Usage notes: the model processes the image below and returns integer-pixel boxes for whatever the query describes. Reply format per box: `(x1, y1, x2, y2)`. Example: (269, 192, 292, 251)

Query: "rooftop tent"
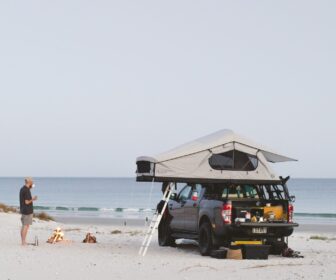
(136, 129, 297, 184)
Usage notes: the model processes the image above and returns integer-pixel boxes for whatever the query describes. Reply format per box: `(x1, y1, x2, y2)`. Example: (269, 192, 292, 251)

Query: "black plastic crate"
(210, 249, 228, 259)
(241, 245, 270, 260)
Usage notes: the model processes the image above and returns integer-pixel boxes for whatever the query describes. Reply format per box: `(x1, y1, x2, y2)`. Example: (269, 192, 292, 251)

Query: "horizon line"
(1, 176, 336, 180)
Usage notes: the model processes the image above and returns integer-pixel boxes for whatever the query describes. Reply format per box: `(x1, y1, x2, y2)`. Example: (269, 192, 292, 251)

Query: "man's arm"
(24, 190, 37, 205)
(25, 198, 36, 205)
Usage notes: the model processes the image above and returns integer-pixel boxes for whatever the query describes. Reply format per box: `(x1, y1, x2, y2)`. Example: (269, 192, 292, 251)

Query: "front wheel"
(199, 222, 214, 256)
(158, 219, 176, 247)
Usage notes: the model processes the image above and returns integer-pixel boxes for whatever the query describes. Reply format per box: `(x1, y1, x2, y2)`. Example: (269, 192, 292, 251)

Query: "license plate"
(252, 227, 267, 234)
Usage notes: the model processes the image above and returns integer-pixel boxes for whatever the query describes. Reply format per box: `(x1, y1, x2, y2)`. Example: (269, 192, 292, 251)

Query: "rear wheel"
(199, 222, 214, 256)
(158, 219, 176, 247)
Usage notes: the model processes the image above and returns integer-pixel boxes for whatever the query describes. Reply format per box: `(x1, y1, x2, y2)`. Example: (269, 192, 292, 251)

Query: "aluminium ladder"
(138, 183, 174, 257)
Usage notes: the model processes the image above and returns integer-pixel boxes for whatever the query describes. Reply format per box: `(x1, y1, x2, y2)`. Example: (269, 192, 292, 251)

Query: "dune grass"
(310, 235, 328, 241)
(64, 228, 81, 232)
(111, 230, 122, 234)
(310, 235, 336, 241)
(1, 202, 54, 221)
(0, 203, 18, 213)
(33, 212, 55, 221)
(127, 230, 142, 236)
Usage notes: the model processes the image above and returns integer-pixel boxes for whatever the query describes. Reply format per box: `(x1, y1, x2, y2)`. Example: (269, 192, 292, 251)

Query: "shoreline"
(54, 216, 336, 233)
(55, 216, 149, 227)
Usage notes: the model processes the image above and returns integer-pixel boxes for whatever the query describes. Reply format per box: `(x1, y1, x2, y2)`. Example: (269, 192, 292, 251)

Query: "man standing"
(19, 177, 37, 246)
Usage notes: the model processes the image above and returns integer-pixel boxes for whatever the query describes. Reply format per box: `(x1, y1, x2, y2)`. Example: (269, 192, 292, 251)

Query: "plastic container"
(210, 249, 228, 259)
(264, 205, 284, 220)
(227, 246, 243, 260)
(241, 245, 270, 260)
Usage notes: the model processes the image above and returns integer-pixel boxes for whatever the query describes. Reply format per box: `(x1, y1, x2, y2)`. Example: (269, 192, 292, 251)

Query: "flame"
(48, 228, 65, 243)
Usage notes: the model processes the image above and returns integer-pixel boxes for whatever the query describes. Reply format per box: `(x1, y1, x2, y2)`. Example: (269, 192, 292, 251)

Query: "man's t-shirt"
(20, 186, 33, 215)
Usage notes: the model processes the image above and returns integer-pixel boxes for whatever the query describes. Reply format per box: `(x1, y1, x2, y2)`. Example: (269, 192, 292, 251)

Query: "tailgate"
(234, 222, 299, 228)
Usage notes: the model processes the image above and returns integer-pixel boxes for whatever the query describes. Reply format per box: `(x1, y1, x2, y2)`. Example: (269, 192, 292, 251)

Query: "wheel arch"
(199, 215, 212, 228)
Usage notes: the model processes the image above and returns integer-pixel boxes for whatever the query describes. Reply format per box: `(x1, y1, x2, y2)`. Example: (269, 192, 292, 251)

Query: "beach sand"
(1, 213, 335, 280)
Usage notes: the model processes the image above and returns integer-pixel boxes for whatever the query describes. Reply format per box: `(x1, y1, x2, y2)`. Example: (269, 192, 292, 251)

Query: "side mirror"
(191, 191, 199, 201)
(170, 193, 177, 201)
(290, 195, 296, 203)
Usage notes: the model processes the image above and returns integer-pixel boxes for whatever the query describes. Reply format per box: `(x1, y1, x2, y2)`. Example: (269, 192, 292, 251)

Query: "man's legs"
(21, 225, 29, 246)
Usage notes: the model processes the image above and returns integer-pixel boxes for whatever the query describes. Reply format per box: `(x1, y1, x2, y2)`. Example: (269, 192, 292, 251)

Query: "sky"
(0, 1, 335, 178)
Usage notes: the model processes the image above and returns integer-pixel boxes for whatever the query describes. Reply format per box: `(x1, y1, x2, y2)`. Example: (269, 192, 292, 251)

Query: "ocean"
(1, 178, 335, 224)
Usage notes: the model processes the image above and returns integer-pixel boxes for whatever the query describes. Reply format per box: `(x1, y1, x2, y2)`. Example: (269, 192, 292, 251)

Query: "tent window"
(208, 150, 234, 169)
(208, 150, 258, 171)
(137, 161, 151, 173)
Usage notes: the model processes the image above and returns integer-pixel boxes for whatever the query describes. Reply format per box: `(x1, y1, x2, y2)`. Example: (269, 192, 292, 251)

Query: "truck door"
(169, 185, 192, 231)
(184, 184, 203, 232)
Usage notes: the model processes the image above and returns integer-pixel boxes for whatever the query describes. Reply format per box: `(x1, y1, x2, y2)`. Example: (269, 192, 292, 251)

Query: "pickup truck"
(158, 182, 299, 255)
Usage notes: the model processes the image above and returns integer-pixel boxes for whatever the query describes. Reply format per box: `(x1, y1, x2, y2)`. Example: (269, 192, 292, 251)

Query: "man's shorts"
(21, 214, 33, 226)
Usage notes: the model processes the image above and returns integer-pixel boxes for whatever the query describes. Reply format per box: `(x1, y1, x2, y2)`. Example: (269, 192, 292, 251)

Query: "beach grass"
(110, 229, 141, 236)
(33, 212, 55, 222)
(111, 230, 122, 234)
(64, 228, 81, 232)
(0, 203, 54, 222)
(0, 203, 17, 213)
(310, 235, 336, 241)
(127, 230, 142, 236)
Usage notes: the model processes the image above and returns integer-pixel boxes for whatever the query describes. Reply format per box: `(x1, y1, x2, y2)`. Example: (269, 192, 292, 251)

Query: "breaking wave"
(295, 212, 336, 219)
(33, 206, 155, 213)
(32, 206, 336, 219)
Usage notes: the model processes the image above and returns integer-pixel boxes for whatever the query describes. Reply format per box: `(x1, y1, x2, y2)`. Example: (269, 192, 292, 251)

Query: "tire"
(158, 219, 176, 247)
(199, 222, 214, 256)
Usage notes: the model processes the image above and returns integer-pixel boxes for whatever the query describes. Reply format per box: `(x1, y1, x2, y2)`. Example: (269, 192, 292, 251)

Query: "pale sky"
(0, 1, 335, 178)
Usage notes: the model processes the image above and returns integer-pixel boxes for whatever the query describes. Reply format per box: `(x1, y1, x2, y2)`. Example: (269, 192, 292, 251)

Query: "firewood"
(83, 233, 97, 243)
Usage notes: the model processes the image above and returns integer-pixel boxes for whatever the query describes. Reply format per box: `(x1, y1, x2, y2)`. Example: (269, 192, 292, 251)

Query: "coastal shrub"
(111, 230, 122, 234)
(310, 235, 328, 241)
(0, 203, 18, 213)
(64, 228, 81, 232)
(33, 212, 55, 221)
(127, 230, 142, 236)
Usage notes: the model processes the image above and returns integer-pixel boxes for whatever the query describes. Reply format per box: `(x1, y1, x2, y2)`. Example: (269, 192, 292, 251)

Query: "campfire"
(47, 228, 97, 244)
(47, 227, 65, 244)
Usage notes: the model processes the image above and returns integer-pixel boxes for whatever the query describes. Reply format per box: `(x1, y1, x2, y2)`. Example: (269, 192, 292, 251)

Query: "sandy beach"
(1, 213, 335, 280)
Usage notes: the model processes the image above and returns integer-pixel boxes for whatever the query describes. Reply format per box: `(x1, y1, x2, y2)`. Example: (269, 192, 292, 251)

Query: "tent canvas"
(136, 130, 297, 184)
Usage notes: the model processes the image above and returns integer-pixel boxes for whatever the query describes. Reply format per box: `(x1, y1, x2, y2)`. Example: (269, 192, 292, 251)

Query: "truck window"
(177, 185, 192, 202)
(203, 184, 225, 199)
(193, 184, 202, 195)
(204, 184, 259, 199)
(259, 185, 286, 200)
(224, 185, 259, 199)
